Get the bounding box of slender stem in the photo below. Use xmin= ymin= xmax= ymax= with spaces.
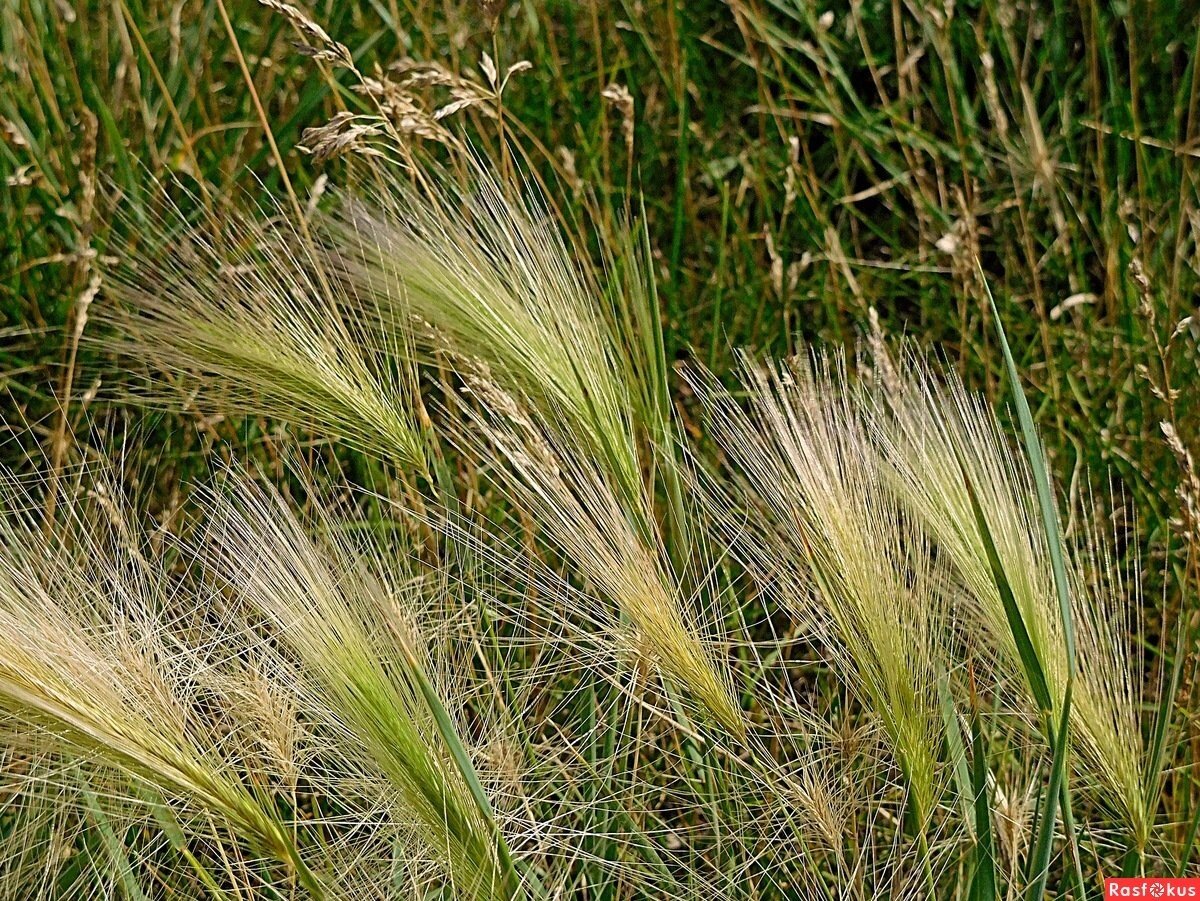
xmin=917 ymin=826 xmax=936 ymax=901
xmin=493 ymin=31 xmax=510 ymax=185
xmin=213 ymin=0 xmax=308 ymax=236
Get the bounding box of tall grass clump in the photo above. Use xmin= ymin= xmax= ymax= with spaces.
xmin=330 ymin=167 xmax=651 ymax=498
xmin=451 ymin=375 xmax=744 ymax=737
xmin=0 ymin=463 xmax=553 ymax=899
xmin=0 ymin=472 xmax=324 ymax=896
xmin=863 ymin=343 xmax=1152 ymax=853
xmin=200 ymin=474 xmax=526 ymax=899
xmin=6 ymin=3 xmax=1192 ymax=881
xmin=82 ymin=123 xmax=1183 ymax=890
xmin=105 ymin=157 xmax=745 ymax=742
xmin=338 ymin=166 xmax=744 ymax=734
xmin=685 ymin=355 xmax=950 ymax=866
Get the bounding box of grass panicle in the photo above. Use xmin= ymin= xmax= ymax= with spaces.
xmin=103 ymin=197 xmax=427 ymax=471
xmin=864 ymin=344 xmax=1150 ymax=849
xmin=686 ymin=353 xmax=949 ymax=834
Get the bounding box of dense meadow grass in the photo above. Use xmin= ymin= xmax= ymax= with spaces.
xmin=0 ymin=0 xmax=1199 ymax=897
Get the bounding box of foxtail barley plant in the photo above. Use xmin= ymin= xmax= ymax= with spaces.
xmin=1 ymin=27 xmax=1191 ymax=893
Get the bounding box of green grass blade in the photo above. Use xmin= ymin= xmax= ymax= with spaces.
xmin=937 ymin=665 xmax=974 ymax=832
xmin=979 ymin=267 xmax=1086 ymax=895
xmin=1178 ymin=773 xmax=1200 ymax=876
xmin=406 ymin=651 xmax=535 ymax=900
xmin=1057 ymin=768 xmax=1087 ymax=895
xmin=968 ymin=701 xmax=997 ymax=901
xmin=1025 ymin=683 xmax=1073 ymax=901
xmin=81 ymin=786 xmax=150 ymax=901
xmin=978 ymin=264 xmax=1075 ymax=671
xmin=959 ymin=451 xmax=1053 ymax=713
xmin=1147 ymin=612 xmax=1186 ymax=810
xmin=139 ymin=789 xmax=231 ymax=900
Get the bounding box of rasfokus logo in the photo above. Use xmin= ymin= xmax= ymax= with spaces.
xmin=1106 ymin=878 xmax=1200 ymax=897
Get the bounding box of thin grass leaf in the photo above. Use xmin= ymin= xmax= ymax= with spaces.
xmin=1177 ymin=781 xmax=1200 ymax=876
xmin=139 ymin=790 xmax=231 ymax=901
xmin=80 ymin=787 xmax=149 ymax=901
xmin=937 ymin=666 xmax=974 ymax=833
xmin=406 ymin=647 xmax=538 ymax=898
xmin=1025 ymin=683 xmax=1073 ymax=901
xmin=968 ymin=701 xmax=997 ymax=901
xmin=959 ymin=454 xmax=1052 ymax=714
xmin=980 ymin=279 xmax=1088 ymax=892
xmin=1146 ymin=613 xmax=1186 ymax=814
xmin=978 ymin=265 xmax=1075 ymax=671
